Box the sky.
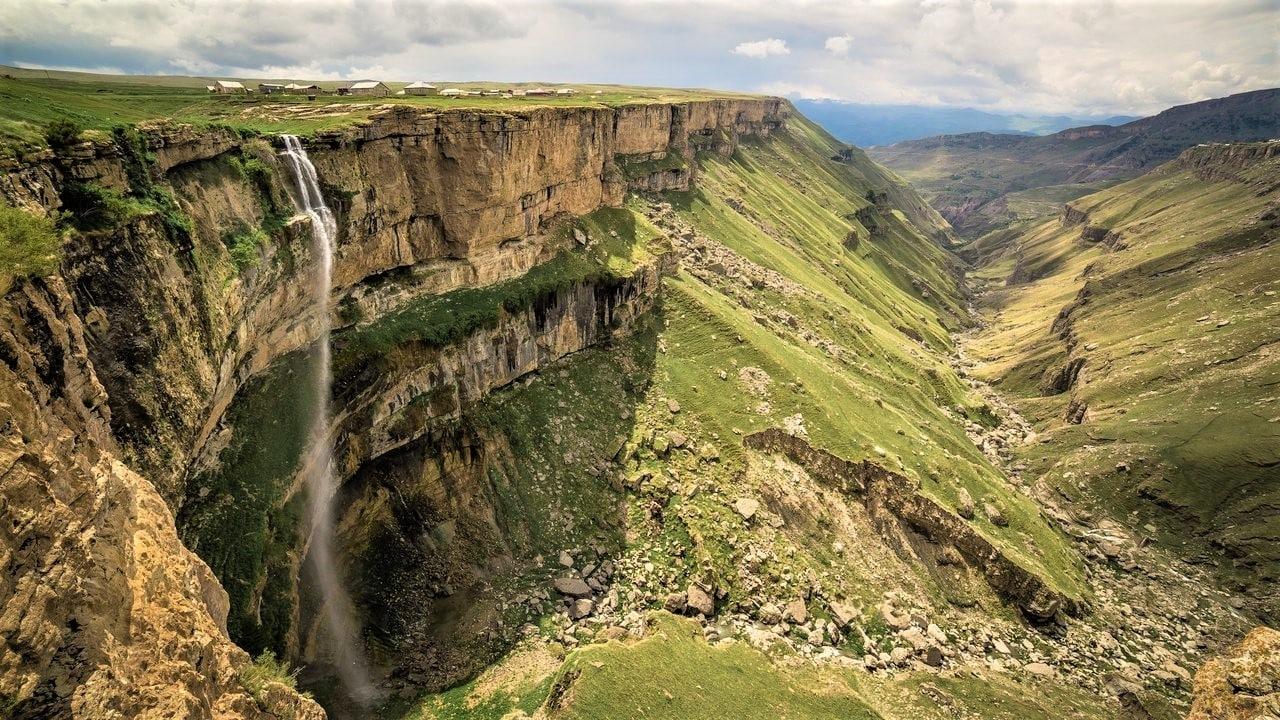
[1,0,1276,116]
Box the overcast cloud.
[1,0,1275,115]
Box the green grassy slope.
[393,614,1113,720]
[968,142,1280,619]
[379,111,1094,719]
[652,115,1085,599]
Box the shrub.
[238,650,307,703]
[0,202,63,289]
[60,182,150,231]
[44,119,83,148]
[227,228,268,270]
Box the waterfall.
[279,135,373,705]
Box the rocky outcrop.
[1174,141,1280,184]
[0,277,323,719]
[743,428,1085,621]
[1188,626,1280,720]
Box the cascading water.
[279,135,373,705]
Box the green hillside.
[868,89,1280,239]
[967,141,1280,619]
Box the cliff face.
[0,97,784,716]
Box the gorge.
[0,75,1276,720]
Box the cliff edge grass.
[0,71,762,157]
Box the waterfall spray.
[279,135,373,704]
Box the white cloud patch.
[0,0,1274,115]
[732,38,790,59]
[824,35,851,56]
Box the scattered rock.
[1024,662,1055,678]
[664,592,688,614]
[568,598,594,620]
[559,550,575,568]
[829,602,859,628]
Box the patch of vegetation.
[240,650,310,703]
[334,205,664,380]
[967,144,1280,618]
[620,151,687,180]
[44,119,82,148]
[0,201,63,290]
[225,227,269,270]
[549,613,883,719]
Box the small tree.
[44,119,83,149]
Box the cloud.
[732,38,790,59]
[824,35,851,56]
[0,0,1275,116]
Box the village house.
[404,81,438,96]
[258,83,285,95]
[555,88,578,95]
[347,80,390,97]
[208,80,246,94]
[525,87,554,96]
[439,87,465,97]
[284,83,321,95]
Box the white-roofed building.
[346,80,390,97]
[404,81,439,96]
[210,80,246,94]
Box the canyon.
[0,81,1276,720]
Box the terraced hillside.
[966,141,1280,622]
[868,89,1280,239]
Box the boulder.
[686,584,715,616]
[734,498,760,521]
[663,591,688,614]
[783,599,809,625]
[829,602,859,629]
[1024,662,1055,678]
[568,598,594,620]
[554,577,593,599]
[956,488,975,519]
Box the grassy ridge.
[968,144,1280,616]
[0,73,760,155]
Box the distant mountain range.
[792,99,1138,147]
[865,88,1280,238]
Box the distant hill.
[868,88,1280,238]
[793,99,1138,147]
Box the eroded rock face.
[0,278,323,720]
[1188,626,1280,720]
[742,428,1085,622]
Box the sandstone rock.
[559,550,575,567]
[667,398,681,414]
[879,603,912,631]
[664,591,688,614]
[783,599,809,625]
[983,501,1009,527]
[829,602,859,629]
[1189,626,1280,719]
[1024,662,1055,678]
[890,647,912,664]
[687,584,715,616]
